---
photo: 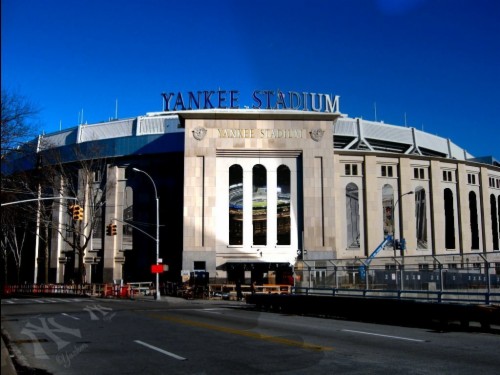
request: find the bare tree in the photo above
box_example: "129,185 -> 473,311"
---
0,164 -> 55,284
1,90 -> 113,285
41,142 -> 111,284
1,88 -> 39,159
0,219 -> 28,283
1,89 -> 40,285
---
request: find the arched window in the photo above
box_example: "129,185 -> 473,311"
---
444,188 -> 455,249
382,184 -> 394,238
491,194 -> 499,250
277,165 -> 291,245
346,183 -> 360,248
469,191 -> 479,250
252,164 -> 267,245
90,188 -> 105,283
229,165 -> 243,245
123,186 -> 133,251
93,188 -> 104,243
415,187 -> 427,249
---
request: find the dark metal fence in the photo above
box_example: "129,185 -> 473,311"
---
294,252 -> 500,304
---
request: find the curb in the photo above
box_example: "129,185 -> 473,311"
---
1,336 -> 17,375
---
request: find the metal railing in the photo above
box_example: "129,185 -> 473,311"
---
294,252 -> 500,304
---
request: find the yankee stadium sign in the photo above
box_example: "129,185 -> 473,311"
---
161,89 -> 340,113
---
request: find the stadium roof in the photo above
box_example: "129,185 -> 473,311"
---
5,110 -> 499,173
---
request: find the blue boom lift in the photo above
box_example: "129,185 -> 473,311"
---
358,235 -> 393,280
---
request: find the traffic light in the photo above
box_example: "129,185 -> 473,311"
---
72,205 -> 83,220
400,238 -> 406,254
68,204 -> 75,216
106,223 -> 117,235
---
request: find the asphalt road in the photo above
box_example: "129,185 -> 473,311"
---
1,296 -> 499,374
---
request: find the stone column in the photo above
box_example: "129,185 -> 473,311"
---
103,165 -> 124,283
363,155 -> 379,256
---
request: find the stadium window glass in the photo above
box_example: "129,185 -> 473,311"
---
122,186 -> 133,251
277,165 -> 291,245
382,184 -> 394,237
229,165 -> 243,245
345,164 -> 351,175
491,194 -> 499,250
415,187 -> 427,249
498,196 -> 500,241
253,164 -> 267,246
444,188 -> 456,249
352,164 -> 358,176
469,191 -> 480,249
346,183 -> 360,248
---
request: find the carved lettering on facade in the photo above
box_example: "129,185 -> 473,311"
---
217,128 -> 304,139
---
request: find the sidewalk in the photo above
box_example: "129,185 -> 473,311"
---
1,336 -> 17,375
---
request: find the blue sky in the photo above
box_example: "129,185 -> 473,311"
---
2,0 -> 499,158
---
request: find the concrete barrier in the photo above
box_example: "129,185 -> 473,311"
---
246,294 -> 500,331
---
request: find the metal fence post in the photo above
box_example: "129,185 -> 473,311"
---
479,254 -> 491,305
439,264 -> 444,303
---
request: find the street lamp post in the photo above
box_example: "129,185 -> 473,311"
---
392,191 -> 414,257
133,168 -> 161,301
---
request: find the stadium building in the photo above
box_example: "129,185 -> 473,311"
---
4,90 -> 500,286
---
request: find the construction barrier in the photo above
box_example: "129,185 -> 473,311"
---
2,283 -> 141,299
2,283 -> 93,296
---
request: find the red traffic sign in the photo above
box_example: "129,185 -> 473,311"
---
151,264 -> 163,274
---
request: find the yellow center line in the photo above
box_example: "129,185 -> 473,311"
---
149,313 -> 333,352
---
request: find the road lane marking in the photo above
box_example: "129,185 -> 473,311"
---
134,340 -> 187,361
200,309 -> 223,315
61,313 -> 80,320
341,329 -> 425,342
151,314 -> 333,352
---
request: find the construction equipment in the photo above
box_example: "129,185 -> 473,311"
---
359,235 -> 392,279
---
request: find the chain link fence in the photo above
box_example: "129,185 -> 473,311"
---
294,252 -> 500,304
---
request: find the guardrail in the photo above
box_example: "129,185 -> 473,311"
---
247,293 -> 500,331
293,286 -> 500,305
4,283 -> 497,305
